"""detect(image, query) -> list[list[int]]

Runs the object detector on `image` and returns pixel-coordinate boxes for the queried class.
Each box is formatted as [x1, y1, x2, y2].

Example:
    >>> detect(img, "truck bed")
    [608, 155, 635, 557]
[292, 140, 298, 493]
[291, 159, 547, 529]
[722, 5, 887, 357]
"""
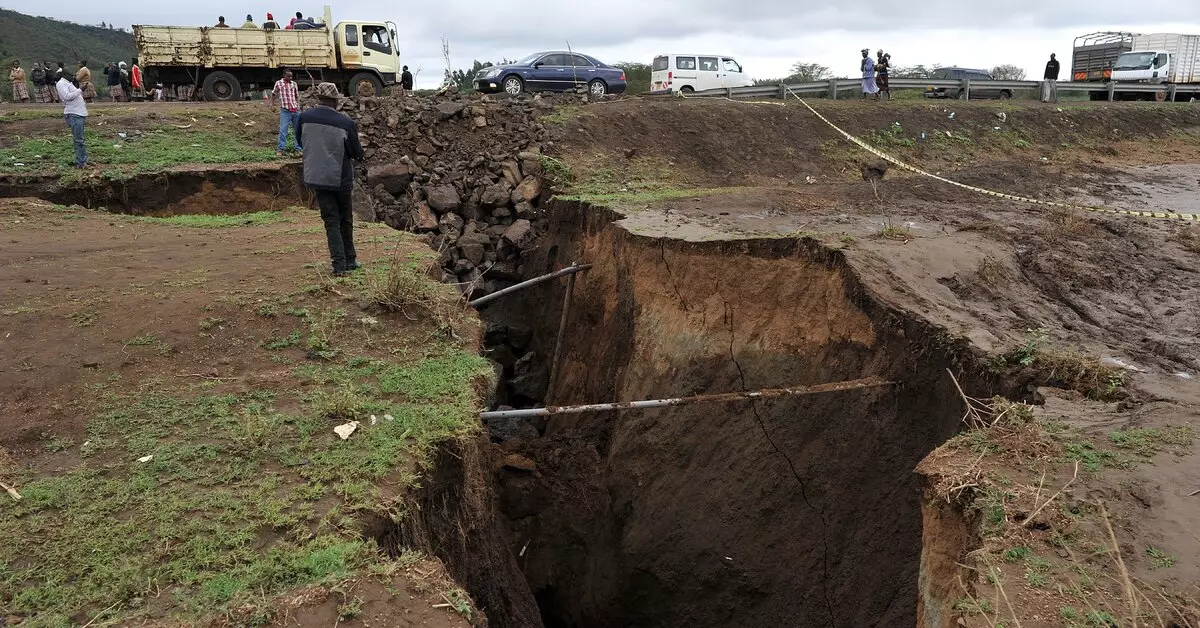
[134, 25, 337, 70]
[1133, 33, 1200, 83]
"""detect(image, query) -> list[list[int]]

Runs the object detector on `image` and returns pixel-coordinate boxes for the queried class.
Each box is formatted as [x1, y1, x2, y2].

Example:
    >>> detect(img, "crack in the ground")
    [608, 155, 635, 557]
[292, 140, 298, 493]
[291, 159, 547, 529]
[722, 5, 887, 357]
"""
[660, 240, 690, 312]
[722, 300, 838, 628]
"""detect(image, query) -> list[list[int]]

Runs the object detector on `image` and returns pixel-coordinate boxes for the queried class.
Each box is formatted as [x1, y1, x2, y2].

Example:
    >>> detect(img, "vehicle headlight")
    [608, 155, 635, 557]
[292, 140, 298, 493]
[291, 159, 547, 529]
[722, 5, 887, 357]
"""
[480, 67, 502, 79]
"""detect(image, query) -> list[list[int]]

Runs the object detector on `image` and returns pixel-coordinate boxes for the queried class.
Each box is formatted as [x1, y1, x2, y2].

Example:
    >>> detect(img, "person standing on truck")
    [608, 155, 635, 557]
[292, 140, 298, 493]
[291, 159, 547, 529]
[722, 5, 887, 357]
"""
[297, 83, 364, 277]
[10, 62, 30, 103]
[860, 49, 879, 100]
[272, 70, 303, 157]
[1042, 53, 1060, 103]
[56, 73, 88, 169]
[241, 14, 258, 28]
[400, 65, 413, 98]
[77, 61, 96, 102]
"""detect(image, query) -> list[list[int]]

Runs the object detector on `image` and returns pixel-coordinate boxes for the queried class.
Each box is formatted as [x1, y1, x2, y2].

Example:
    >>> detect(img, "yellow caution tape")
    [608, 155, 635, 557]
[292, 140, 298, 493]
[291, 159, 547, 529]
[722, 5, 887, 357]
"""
[677, 89, 1200, 221]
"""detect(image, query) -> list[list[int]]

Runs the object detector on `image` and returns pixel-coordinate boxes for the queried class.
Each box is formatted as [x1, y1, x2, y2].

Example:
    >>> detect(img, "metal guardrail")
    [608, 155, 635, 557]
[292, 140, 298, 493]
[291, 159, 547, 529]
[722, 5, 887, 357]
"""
[685, 78, 1197, 102]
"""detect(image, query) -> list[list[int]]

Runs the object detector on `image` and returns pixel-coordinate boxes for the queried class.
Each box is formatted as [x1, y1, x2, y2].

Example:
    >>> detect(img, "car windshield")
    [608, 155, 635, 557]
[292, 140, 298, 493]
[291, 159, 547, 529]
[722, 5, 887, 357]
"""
[515, 53, 544, 66]
[1113, 52, 1156, 70]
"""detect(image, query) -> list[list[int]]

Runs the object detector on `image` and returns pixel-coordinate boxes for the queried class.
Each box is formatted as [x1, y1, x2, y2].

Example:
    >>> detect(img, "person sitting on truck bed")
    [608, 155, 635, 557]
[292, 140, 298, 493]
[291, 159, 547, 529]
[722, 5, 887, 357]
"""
[214, 16, 230, 28]
[242, 14, 258, 28]
[263, 13, 278, 29]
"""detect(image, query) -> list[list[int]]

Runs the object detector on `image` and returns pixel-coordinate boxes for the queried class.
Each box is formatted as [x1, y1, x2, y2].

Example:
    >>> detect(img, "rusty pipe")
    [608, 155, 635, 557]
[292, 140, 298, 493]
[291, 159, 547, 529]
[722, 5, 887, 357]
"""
[479, 377, 894, 420]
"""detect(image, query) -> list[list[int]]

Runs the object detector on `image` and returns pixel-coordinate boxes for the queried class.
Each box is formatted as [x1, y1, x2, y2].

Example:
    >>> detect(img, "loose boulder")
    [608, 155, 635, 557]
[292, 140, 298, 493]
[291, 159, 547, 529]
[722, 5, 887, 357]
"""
[426, 185, 462, 213]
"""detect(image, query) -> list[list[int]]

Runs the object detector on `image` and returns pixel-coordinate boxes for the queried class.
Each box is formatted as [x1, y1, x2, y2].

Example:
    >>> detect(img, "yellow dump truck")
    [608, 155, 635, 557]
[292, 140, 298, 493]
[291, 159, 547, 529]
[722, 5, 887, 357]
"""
[133, 6, 399, 101]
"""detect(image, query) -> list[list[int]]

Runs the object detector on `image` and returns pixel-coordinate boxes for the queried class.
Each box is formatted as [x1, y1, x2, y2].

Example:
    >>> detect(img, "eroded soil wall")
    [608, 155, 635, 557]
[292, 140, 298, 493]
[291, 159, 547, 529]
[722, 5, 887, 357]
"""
[481, 201, 1001, 627]
[0, 163, 306, 214]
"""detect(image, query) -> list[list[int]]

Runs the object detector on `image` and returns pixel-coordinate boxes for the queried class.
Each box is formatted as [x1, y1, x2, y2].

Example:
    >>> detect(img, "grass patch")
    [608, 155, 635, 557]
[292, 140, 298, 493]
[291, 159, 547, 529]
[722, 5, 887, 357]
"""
[1109, 426, 1193, 457]
[991, 328, 1126, 400]
[0, 128, 276, 176]
[538, 104, 593, 125]
[1146, 546, 1176, 570]
[128, 211, 288, 229]
[0, 343, 490, 624]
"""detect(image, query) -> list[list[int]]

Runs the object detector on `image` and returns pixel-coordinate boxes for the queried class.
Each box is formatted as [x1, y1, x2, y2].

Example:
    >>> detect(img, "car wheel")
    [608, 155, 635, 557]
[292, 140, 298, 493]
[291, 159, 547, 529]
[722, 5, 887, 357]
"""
[503, 75, 524, 96]
[202, 71, 242, 102]
[999, 90, 1012, 100]
[588, 79, 607, 96]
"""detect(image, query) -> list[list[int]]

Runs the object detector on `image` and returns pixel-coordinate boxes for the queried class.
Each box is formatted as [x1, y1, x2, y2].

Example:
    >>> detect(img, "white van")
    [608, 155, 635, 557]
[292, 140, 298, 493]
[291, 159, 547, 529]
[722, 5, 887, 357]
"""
[650, 54, 753, 93]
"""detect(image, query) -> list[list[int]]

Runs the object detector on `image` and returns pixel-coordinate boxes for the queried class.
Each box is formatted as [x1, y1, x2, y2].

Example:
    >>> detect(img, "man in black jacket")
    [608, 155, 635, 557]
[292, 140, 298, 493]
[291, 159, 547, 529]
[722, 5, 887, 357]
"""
[297, 83, 365, 276]
[400, 65, 414, 98]
[1042, 53, 1060, 103]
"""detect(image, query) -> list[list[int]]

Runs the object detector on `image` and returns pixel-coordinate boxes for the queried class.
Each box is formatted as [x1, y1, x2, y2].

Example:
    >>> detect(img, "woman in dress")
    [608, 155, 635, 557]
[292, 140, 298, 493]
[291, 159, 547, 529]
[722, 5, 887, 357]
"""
[77, 60, 97, 103]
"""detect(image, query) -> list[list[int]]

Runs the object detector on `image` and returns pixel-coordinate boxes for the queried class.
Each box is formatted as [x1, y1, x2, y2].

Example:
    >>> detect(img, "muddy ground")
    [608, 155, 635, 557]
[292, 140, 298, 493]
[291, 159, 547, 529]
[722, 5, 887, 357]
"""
[2, 96, 1199, 627]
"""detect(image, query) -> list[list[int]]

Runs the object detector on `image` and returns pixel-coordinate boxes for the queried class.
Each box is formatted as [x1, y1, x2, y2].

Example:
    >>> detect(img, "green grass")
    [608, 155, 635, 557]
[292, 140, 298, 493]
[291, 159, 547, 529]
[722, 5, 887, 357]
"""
[0, 344, 491, 624]
[538, 104, 593, 125]
[0, 128, 276, 176]
[127, 211, 289, 229]
[1109, 426, 1193, 457]
[1146, 546, 1176, 570]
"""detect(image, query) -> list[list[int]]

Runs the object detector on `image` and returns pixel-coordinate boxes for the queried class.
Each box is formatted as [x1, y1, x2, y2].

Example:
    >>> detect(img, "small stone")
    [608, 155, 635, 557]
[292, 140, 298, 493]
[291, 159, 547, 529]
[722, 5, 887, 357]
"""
[460, 243, 486, 265]
[513, 177, 543, 203]
[484, 416, 539, 442]
[501, 219, 534, 248]
[436, 101, 467, 119]
[426, 185, 461, 212]
[500, 453, 537, 472]
[412, 202, 438, 231]
[473, 116, 488, 128]
[367, 162, 413, 195]
[416, 139, 436, 156]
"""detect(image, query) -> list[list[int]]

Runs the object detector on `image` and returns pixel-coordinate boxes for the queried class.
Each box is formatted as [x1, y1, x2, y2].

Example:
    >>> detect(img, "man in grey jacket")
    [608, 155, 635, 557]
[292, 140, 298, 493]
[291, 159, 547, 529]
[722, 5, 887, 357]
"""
[297, 83, 364, 276]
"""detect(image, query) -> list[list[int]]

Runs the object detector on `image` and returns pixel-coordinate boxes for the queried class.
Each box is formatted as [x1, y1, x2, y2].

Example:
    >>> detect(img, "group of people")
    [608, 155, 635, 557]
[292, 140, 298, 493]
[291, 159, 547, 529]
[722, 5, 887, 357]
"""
[214, 11, 325, 30]
[860, 49, 893, 100]
[7, 59, 143, 104]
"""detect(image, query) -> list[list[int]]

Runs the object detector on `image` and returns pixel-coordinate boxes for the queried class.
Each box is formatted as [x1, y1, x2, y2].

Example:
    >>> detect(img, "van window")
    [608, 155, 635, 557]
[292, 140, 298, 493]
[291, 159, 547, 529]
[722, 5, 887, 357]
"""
[344, 24, 358, 47]
[722, 58, 742, 73]
[653, 56, 668, 71]
[1155, 53, 1168, 68]
[699, 57, 718, 72]
[967, 72, 991, 81]
[677, 57, 697, 70]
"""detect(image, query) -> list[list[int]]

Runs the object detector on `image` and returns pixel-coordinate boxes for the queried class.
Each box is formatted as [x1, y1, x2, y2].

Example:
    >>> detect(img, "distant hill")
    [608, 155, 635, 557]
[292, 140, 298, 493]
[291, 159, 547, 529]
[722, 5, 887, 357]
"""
[1, 8, 135, 101]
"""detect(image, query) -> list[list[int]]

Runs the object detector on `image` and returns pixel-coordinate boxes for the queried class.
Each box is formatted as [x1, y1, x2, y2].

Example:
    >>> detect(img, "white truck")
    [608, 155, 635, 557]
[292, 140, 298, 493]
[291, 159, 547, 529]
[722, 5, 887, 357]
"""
[1110, 33, 1200, 101]
[134, 6, 400, 101]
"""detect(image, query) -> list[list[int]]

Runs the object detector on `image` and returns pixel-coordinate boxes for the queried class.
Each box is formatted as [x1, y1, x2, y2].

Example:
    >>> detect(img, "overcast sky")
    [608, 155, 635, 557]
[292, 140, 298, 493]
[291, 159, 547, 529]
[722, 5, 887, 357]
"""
[6, 1, 1198, 88]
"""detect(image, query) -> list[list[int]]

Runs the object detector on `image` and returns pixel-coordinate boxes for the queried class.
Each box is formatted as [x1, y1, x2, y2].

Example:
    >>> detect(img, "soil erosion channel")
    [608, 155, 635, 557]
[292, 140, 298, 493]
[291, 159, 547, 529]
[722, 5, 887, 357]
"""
[462, 202, 995, 628]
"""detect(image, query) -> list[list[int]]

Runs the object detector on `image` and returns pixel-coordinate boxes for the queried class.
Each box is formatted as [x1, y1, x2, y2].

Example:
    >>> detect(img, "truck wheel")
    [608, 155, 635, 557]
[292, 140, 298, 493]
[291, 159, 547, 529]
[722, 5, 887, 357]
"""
[349, 73, 383, 98]
[999, 90, 1012, 100]
[1155, 89, 1168, 102]
[202, 71, 242, 102]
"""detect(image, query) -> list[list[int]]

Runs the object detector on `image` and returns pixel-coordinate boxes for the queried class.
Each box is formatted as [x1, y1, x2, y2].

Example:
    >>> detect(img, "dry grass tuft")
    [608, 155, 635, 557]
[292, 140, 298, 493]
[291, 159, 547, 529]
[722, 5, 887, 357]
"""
[976, 256, 1014, 287]
[362, 245, 466, 332]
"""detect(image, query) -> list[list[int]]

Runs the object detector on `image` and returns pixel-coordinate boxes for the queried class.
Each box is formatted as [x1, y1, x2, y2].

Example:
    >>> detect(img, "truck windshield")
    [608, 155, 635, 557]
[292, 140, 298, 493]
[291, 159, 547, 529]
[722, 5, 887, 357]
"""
[1113, 52, 1156, 70]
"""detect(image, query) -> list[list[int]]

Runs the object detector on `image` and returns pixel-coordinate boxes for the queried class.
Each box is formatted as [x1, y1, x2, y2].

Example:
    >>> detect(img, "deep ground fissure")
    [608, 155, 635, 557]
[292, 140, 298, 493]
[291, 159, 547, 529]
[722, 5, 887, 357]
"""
[412, 201, 1014, 628]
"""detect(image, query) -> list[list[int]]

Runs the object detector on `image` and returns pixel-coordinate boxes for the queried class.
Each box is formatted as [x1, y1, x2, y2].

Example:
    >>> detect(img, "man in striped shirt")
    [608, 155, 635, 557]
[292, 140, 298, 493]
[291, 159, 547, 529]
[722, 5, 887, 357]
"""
[271, 70, 303, 156]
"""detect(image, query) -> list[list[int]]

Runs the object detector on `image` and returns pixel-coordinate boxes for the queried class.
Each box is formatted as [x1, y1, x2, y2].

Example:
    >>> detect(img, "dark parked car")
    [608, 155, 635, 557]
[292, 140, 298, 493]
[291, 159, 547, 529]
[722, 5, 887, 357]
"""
[924, 67, 1013, 100]
[475, 51, 628, 96]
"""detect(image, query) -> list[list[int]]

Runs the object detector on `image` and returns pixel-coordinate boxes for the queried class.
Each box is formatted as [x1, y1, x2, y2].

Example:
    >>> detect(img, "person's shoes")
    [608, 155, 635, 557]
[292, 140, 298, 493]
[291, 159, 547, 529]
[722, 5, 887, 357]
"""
[347, 262, 361, 271]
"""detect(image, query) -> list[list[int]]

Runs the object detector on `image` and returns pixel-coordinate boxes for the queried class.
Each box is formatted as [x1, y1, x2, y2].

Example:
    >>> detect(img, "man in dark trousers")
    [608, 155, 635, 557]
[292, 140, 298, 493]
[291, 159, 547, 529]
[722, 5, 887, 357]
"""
[297, 83, 364, 276]
[400, 65, 414, 98]
[1042, 53, 1060, 103]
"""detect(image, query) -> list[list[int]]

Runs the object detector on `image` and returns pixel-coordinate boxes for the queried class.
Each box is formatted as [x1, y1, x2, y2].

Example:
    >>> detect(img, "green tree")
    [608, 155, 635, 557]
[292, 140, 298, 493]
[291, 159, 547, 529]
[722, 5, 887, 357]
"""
[614, 62, 650, 94]
[444, 59, 514, 92]
[990, 64, 1026, 80]
[890, 64, 943, 79]
[753, 61, 832, 85]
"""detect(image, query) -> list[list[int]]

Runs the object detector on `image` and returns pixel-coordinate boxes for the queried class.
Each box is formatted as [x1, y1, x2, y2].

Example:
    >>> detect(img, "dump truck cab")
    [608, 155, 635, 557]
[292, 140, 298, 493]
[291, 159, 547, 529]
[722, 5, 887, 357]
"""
[331, 16, 401, 93]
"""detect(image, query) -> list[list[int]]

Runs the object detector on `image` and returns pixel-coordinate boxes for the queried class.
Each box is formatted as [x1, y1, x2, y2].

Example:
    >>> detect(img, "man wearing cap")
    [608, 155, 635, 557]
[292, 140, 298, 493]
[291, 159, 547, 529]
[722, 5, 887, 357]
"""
[297, 83, 364, 276]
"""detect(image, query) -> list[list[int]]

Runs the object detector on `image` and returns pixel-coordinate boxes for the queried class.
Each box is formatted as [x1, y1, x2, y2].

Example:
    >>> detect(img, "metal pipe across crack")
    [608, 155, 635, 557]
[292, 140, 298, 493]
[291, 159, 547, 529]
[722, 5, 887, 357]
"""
[479, 377, 894, 419]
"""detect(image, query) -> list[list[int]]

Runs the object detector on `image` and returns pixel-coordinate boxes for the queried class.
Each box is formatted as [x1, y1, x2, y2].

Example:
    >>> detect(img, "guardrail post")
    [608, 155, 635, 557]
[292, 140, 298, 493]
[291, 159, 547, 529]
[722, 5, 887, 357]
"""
[962, 78, 970, 100]
[828, 79, 838, 100]
[778, 83, 786, 100]
[1107, 82, 1116, 102]
[1169, 84, 1178, 102]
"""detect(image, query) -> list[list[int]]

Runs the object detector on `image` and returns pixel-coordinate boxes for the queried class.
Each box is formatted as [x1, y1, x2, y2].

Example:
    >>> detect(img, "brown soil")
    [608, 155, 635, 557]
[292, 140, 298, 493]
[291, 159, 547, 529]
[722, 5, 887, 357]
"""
[0, 198, 512, 626]
[494, 98, 1200, 626]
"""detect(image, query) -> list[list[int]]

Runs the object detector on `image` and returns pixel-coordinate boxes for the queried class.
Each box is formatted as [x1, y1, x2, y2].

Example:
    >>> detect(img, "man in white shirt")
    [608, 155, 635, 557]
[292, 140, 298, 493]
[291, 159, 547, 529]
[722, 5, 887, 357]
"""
[56, 76, 89, 168]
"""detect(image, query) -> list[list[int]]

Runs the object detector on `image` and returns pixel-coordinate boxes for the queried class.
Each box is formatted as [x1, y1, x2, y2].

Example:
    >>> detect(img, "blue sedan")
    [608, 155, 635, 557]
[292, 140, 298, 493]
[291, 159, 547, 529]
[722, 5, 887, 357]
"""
[475, 51, 628, 96]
